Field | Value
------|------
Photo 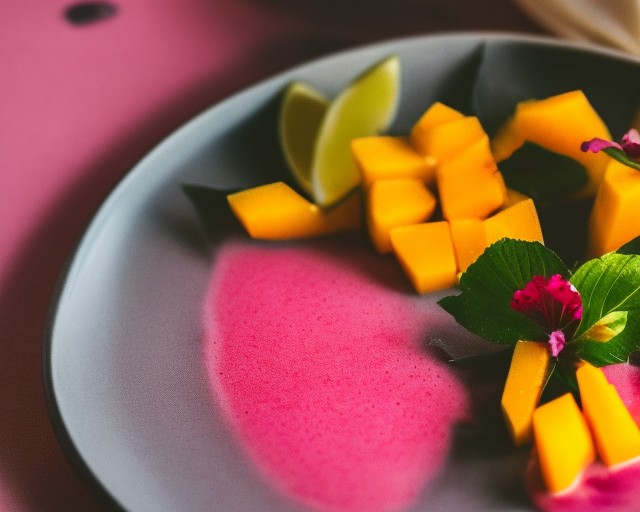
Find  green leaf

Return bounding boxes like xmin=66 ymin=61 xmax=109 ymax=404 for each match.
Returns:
xmin=499 ymin=141 xmax=588 ymax=200
xmin=603 ymin=147 xmax=640 ymax=172
xmin=570 ymin=252 xmax=640 ymax=365
xmin=572 ymin=310 xmax=627 ymax=343
xmin=438 ymin=239 xmax=570 ymax=344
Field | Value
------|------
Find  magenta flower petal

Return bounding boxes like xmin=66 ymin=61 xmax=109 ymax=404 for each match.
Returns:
xmin=624 ymin=128 xmax=640 ymax=144
xmin=621 ymin=128 xmax=640 ymax=158
xmin=511 ymin=274 xmax=582 ymax=339
xmin=548 ymin=330 xmax=566 ymax=357
xmin=581 ymin=129 xmax=640 ymax=162
xmin=580 ymin=137 xmax=622 ymax=153
xmin=573 ymin=305 xmax=583 ymax=321
xmin=545 ymin=274 xmax=582 ymax=319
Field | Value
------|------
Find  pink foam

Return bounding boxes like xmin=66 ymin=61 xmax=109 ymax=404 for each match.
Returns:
xmin=527 ymin=455 xmax=640 ymax=512
xmin=526 ymin=363 xmax=640 ymax=512
xmin=602 ymin=363 xmax=640 ymax=423
xmin=203 ymin=237 xmax=469 ymax=512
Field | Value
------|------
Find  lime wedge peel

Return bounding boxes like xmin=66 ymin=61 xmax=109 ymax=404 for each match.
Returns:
xmin=279 ymin=82 xmax=329 ymax=196
xmin=311 ymin=55 xmax=401 ymax=208
xmin=279 ymin=55 xmax=401 ymax=208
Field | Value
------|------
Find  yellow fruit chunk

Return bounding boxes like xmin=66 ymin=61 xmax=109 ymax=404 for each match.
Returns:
xmin=532 ymin=393 xmax=595 ymax=494
xmin=390 ymin=221 xmax=457 ymax=294
xmin=501 ymin=341 xmax=552 ymax=446
xmin=367 ymin=179 xmax=436 ymax=254
xmin=504 ymin=187 xmax=531 ymax=207
xmin=587 ymin=159 xmax=640 ymax=257
xmin=279 ymin=82 xmax=329 ymax=195
xmin=449 ymin=218 xmax=486 ymax=272
xmin=417 ymin=116 xmax=487 ymax=165
xmin=576 ymin=363 xmax=640 ymax=467
xmin=437 ymin=136 xmax=507 ymax=221
xmin=351 ymin=136 xmax=435 ymax=187
xmin=409 ymin=102 xmax=465 ymax=157
xmin=491 ymin=116 xmax=522 ymax=163
xmin=227 ymin=182 xmax=361 ymax=239
xmin=492 ymin=90 xmax=611 ymax=196
xmin=311 ymin=55 xmax=400 ymax=207
xmin=484 ymin=198 xmax=544 ymax=246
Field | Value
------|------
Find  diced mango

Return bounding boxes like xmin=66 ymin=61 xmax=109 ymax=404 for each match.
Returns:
xmin=484 ymin=198 xmax=544 ymax=246
xmin=504 ymin=187 xmax=531 ymax=207
xmin=587 ymin=159 xmax=640 ymax=257
xmin=351 ymin=136 xmax=435 ymax=187
xmin=409 ymin=102 xmax=465 ymax=157
xmin=501 ymin=341 xmax=552 ymax=445
xmin=492 ymin=91 xmax=611 ymax=196
xmin=576 ymin=363 xmax=640 ymax=467
xmin=390 ymin=221 xmax=457 ymax=294
xmin=437 ymin=136 xmax=507 ymax=221
xmin=492 ymin=115 xmax=524 ymax=163
xmin=366 ymin=178 xmax=437 ymax=254
xmin=417 ymin=116 xmax=487 ymax=165
xmin=227 ymin=182 xmax=361 ymax=239
xmin=449 ymin=218 xmax=486 ymax=273
xmin=447 ymin=196 xmax=542 ymax=273
xmin=532 ymin=393 xmax=595 ymax=494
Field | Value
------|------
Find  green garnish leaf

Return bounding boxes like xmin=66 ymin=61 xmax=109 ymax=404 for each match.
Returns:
xmin=499 ymin=141 xmax=588 ymax=200
xmin=569 ymin=252 xmax=640 ymax=365
xmin=572 ymin=310 xmax=628 ymax=344
xmin=603 ymin=146 xmax=640 ymax=171
xmin=437 ymin=239 xmax=569 ymax=344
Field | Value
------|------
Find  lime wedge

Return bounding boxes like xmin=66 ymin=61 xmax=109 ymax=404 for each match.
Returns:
xmin=279 ymin=82 xmax=329 ymax=196
xmin=311 ymin=55 xmax=401 ymax=208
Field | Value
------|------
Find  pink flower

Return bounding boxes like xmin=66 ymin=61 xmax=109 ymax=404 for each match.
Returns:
xmin=545 ymin=274 xmax=582 ymax=321
xmin=581 ymin=128 xmax=640 ymax=159
xmin=548 ymin=330 xmax=566 ymax=357
xmin=511 ymin=274 xmax=582 ymax=356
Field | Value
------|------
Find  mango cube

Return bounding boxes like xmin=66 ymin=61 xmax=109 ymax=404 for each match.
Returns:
xmin=504 ymin=187 xmax=531 ymax=207
xmin=449 ymin=218 xmax=486 ymax=273
xmin=532 ymin=393 xmax=595 ymax=494
xmin=437 ymin=136 xmax=507 ymax=221
xmin=576 ymin=363 xmax=640 ymax=467
xmin=417 ymin=116 xmax=487 ymax=165
xmin=366 ymin=178 xmax=436 ymax=254
xmin=484 ymin=198 xmax=544 ymax=246
xmin=409 ymin=102 xmax=465 ymax=157
xmin=492 ymin=90 xmax=611 ymax=196
xmin=390 ymin=221 xmax=457 ymax=294
xmin=351 ymin=136 xmax=435 ymax=186
xmin=491 ymin=116 xmax=522 ymax=163
xmin=501 ymin=341 xmax=552 ymax=445
xmin=587 ymin=160 xmax=640 ymax=257
xmin=227 ymin=182 xmax=361 ymax=239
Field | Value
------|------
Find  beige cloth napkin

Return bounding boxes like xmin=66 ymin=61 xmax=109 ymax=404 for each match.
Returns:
xmin=515 ymin=0 xmax=640 ymax=54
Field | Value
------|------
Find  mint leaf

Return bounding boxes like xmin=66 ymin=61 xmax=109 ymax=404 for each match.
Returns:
xmin=438 ymin=239 xmax=570 ymax=344
xmin=570 ymin=252 xmax=640 ymax=365
xmin=573 ymin=311 xmax=627 ymax=343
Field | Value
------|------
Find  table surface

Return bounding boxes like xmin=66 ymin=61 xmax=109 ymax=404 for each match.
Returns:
xmin=0 ymin=1 xmax=547 ymax=510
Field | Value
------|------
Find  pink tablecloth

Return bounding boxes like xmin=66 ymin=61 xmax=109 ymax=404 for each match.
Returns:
xmin=0 ymin=1 xmax=544 ymax=510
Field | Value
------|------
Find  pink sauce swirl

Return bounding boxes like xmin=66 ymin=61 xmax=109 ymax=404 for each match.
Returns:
xmin=203 ymin=237 xmax=469 ymax=512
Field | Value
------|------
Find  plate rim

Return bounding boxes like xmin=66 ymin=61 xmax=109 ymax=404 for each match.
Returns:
xmin=41 ymin=30 xmax=640 ymax=511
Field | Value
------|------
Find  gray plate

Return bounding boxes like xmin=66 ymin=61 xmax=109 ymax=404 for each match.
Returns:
xmin=44 ymin=33 xmax=640 ymax=511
